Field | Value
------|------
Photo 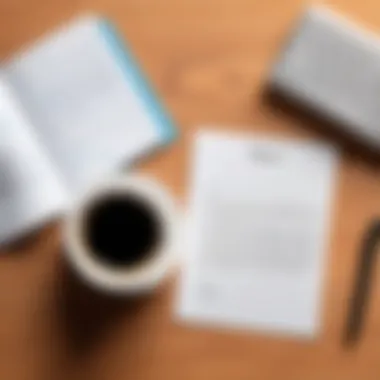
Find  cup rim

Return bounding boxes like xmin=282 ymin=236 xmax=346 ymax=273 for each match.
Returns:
xmin=64 ymin=175 xmax=178 ymax=294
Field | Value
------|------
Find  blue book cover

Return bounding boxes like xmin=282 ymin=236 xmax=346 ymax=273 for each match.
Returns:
xmin=98 ymin=18 xmax=177 ymax=145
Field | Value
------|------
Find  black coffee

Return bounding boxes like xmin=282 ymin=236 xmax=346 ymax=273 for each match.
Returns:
xmin=84 ymin=194 xmax=161 ymax=268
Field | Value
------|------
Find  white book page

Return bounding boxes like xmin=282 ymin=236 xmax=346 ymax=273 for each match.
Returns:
xmin=178 ymin=131 xmax=339 ymax=337
xmin=3 ymin=16 xmax=170 ymax=192
xmin=0 ymin=79 xmax=68 ymax=244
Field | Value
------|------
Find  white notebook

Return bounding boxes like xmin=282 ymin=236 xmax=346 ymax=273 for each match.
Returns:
xmin=0 ymin=15 xmax=176 ymax=244
xmin=178 ymin=131 xmax=338 ymax=338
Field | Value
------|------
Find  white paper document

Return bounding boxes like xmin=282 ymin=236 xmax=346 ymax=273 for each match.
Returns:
xmin=178 ymin=131 xmax=339 ymax=337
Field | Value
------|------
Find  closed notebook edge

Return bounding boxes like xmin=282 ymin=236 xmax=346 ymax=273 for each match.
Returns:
xmin=267 ymin=5 xmax=380 ymax=153
xmin=269 ymin=4 xmax=380 ymax=87
xmin=97 ymin=19 xmax=177 ymax=145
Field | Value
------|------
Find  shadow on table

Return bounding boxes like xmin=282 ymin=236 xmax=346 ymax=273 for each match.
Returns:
xmin=261 ymin=88 xmax=380 ymax=168
xmin=52 ymin=253 xmax=156 ymax=361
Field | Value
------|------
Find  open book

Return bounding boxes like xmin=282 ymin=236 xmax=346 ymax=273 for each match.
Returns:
xmin=0 ymin=16 xmax=176 ymax=244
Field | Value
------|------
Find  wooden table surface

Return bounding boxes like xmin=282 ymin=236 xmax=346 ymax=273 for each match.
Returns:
xmin=1 ymin=0 xmax=380 ymax=379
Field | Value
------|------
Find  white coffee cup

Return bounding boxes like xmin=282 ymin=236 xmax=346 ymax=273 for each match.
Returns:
xmin=63 ymin=175 xmax=178 ymax=295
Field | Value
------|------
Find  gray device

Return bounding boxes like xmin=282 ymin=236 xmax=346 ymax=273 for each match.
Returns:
xmin=270 ymin=5 xmax=380 ymax=152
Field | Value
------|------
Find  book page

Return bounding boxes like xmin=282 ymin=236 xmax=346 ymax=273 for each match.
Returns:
xmin=4 ymin=15 xmax=175 ymax=192
xmin=178 ymin=131 xmax=338 ymax=337
xmin=0 ymin=79 xmax=68 ymax=244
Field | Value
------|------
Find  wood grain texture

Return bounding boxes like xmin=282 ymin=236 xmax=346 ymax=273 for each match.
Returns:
xmin=1 ymin=0 xmax=380 ymax=379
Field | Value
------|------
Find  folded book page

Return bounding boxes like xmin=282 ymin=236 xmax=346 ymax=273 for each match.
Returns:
xmin=0 ymin=79 xmax=68 ymax=244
